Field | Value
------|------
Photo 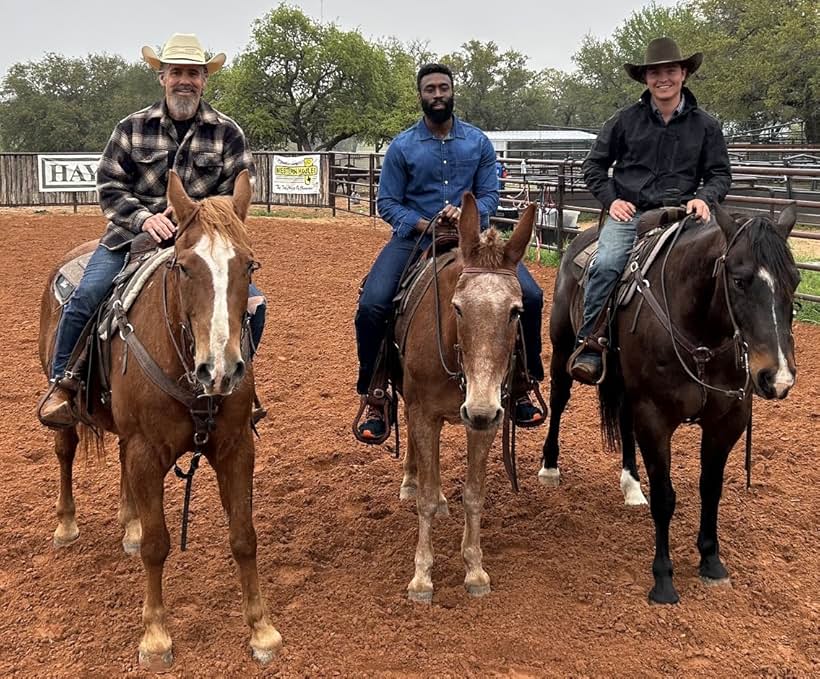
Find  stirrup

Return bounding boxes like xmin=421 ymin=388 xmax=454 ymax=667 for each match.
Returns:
xmin=567 ymin=339 xmax=608 ymax=385
xmin=352 ymin=392 xmax=392 ymax=445
xmin=37 ymin=379 xmax=77 ymax=429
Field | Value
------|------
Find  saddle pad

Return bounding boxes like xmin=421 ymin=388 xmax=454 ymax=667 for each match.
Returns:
xmin=53 ymin=252 xmax=94 ymax=306
xmin=99 ymin=248 xmax=174 ymax=340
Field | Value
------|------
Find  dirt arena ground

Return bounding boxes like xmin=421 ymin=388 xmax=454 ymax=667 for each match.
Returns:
xmin=0 ymin=208 xmax=817 ymax=678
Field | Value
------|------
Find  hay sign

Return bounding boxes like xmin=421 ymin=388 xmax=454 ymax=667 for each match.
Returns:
xmin=38 ymin=154 xmax=100 ymax=192
xmin=272 ymin=154 xmax=321 ymax=194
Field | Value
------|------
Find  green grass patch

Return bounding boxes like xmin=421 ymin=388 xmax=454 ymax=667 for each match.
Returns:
xmin=796 ymin=263 xmax=820 ymax=324
xmin=525 ymin=245 xmax=562 ymax=268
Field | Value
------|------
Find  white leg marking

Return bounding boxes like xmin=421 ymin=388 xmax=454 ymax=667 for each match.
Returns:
xmin=620 ymin=468 xmax=648 ymax=506
xmin=538 ymin=466 xmax=561 ymax=487
xmin=195 ymin=234 xmax=235 ymax=382
xmin=757 ymin=268 xmax=794 ymax=396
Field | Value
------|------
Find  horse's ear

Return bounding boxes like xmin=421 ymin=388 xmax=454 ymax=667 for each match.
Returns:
xmin=715 ymin=204 xmax=740 ymax=240
xmin=232 ymin=170 xmax=252 ymax=222
xmin=458 ymin=192 xmax=480 ymax=257
xmin=503 ymin=203 xmax=536 ymax=266
xmin=776 ymin=203 xmax=797 ymax=240
xmin=167 ymin=170 xmax=196 ymax=224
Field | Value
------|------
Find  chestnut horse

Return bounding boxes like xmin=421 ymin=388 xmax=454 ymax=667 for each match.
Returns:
xmin=541 ymin=205 xmax=799 ymax=603
xmin=399 ymin=193 xmax=535 ymax=602
xmin=38 ymin=171 xmax=281 ymax=668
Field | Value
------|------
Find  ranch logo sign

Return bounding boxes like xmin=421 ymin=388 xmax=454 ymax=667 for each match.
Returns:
xmin=272 ymin=154 xmax=321 ymax=195
xmin=37 ymin=154 xmax=101 ymax=193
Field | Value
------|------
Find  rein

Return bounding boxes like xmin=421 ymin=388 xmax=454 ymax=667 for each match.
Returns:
xmin=632 ymin=217 xmax=752 ymax=404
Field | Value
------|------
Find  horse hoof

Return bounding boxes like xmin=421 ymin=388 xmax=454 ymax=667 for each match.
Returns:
xmin=700 ymin=575 xmax=731 ymax=587
xmin=250 ymin=627 xmax=282 ymax=665
xmin=648 ymin=586 xmax=680 ymax=605
xmin=53 ymin=527 xmax=79 ymax=548
xmin=138 ymin=648 xmax=173 ymax=672
xmin=122 ymin=540 xmax=140 ymax=556
xmin=407 ymin=589 xmax=433 ymax=604
xmin=399 ymin=485 xmax=417 ymax=501
xmin=538 ymin=467 xmax=560 ymax=487
xmin=466 ymin=584 xmax=491 ymax=598
xmin=251 ymin=643 xmax=281 ymax=665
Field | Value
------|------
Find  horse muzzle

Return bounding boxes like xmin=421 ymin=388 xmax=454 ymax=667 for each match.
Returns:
xmin=460 ymin=402 xmax=503 ymax=431
xmin=752 ymin=366 xmax=795 ymax=400
xmin=195 ymin=357 xmax=246 ymax=395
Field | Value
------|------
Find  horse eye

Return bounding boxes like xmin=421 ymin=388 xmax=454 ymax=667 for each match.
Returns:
xmin=453 ymin=303 xmax=463 ymax=317
xmin=177 ymin=263 xmax=189 ymax=278
xmin=248 ymin=260 xmax=260 ymax=274
xmin=732 ymin=277 xmax=744 ymax=290
xmin=510 ymin=307 xmax=522 ymax=322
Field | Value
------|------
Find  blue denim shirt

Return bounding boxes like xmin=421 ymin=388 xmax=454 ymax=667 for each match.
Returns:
xmin=377 ymin=117 xmax=499 ymax=239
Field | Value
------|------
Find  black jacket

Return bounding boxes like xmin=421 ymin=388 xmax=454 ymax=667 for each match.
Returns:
xmin=582 ymin=88 xmax=731 ymax=211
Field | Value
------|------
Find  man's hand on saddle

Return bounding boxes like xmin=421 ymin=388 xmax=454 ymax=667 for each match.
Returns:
xmin=609 ymin=199 xmax=636 ymax=222
xmin=435 ymin=204 xmax=462 ymax=235
xmin=142 ymin=206 xmax=176 ymax=243
xmin=686 ymin=198 xmax=711 ymax=222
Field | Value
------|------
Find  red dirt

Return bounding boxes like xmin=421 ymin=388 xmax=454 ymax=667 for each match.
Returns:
xmin=0 ymin=210 xmax=817 ymax=678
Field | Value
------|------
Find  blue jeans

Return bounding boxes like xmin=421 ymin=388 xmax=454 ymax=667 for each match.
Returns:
xmin=52 ymin=244 xmax=267 ymax=378
xmin=579 ymin=212 xmax=641 ymax=339
xmin=355 ymin=234 xmax=544 ymax=394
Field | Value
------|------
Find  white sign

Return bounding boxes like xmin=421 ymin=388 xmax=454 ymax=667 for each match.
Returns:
xmin=38 ymin=154 xmax=101 ymax=192
xmin=272 ymin=154 xmax=321 ymax=194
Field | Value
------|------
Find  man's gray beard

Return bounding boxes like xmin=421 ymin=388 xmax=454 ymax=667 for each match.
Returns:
xmin=167 ymin=93 xmax=199 ymax=120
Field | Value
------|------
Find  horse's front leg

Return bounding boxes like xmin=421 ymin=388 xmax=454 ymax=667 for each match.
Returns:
xmin=462 ymin=427 xmax=496 ymax=597
xmin=697 ymin=413 xmax=745 ymax=585
xmin=633 ymin=408 xmax=679 ymax=604
xmin=125 ymin=438 xmax=174 ymax=670
xmin=52 ymin=427 xmax=80 ymax=547
xmin=212 ymin=440 xmax=281 ymax=664
xmin=118 ymin=439 xmax=142 ymax=555
xmin=406 ymin=407 xmax=443 ymax=603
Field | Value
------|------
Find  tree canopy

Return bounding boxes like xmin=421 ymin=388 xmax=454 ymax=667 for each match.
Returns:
xmin=0 ymin=0 xmax=816 ymax=150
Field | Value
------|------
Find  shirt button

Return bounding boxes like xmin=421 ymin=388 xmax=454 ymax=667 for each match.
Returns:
xmin=444 ymin=180 xmax=448 ymax=184
xmin=445 ymin=200 xmax=450 ymax=204
xmin=443 ymin=160 xmax=447 ymax=164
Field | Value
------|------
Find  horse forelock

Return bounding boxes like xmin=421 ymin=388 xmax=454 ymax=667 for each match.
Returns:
xmin=744 ymin=216 xmax=800 ymax=294
xmin=466 ymin=228 xmax=505 ymax=269
xmin=194 ymin=197 xmax=253 ymax=256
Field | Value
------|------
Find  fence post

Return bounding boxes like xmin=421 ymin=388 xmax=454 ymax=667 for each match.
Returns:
xmin=329 ymin=152 xmax=336 ymax=217
xmin=556 ymin=165 xmax=566 ymax=258
xmin=368 ymin=154 xmax=376 ymax=218
xmin=266 ymin=154 xmax=272 ymax=213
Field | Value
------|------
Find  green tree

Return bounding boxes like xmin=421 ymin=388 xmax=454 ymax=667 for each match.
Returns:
xmin=211 ymin=4 xmax=415 ymax=151
xmin=0 ymin=53 xmax=159 ymax=152
xmin=441 ymin=40 xmax=555 ymax=130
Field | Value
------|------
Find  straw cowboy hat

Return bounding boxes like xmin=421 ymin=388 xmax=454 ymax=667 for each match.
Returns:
xmin=141 ymin=33 xmax=226 ymax=75
xmin=624 ymin=37 xmax=703 ymax=83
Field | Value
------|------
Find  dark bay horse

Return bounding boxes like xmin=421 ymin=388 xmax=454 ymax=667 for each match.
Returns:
xmin=541 ymin=205 xmax=799 ymax=603
xmin=399 ymin=193 xmax=535 ymax=602
xmin=38 ymin=171 xmax=281 ymax=668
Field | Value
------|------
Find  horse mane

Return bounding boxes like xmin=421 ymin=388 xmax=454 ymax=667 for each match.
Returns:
xmin=742 ymin=215 xmax=800 ymax=293
xmin=469 ymin=228 xmax=506 ymax=268
xmin=195 ymin=196 xmax=254 ymax=254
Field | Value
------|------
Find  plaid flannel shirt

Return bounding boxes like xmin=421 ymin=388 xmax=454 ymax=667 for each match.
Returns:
xmin=97 ymin=99 xmax=255 ymax=249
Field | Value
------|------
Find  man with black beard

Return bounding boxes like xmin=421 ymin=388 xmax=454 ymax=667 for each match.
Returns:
xmin=38 ymin=33 xmax=266 ymax=428
xmin=353 ymin=63 xmax=545 ymax=442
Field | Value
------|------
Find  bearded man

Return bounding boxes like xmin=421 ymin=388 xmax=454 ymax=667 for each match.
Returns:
xmin=38 ymin=33 xmax=265 ymax=428
xmin=353 ymin=63 xmax=546 ymax=442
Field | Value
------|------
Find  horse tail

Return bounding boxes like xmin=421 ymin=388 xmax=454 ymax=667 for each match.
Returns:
xmin=597 ymin=351 xmax=623 ymax=454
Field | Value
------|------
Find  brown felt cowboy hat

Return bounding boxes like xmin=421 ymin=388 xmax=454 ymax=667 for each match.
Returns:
xmin=141 ymin=33 xmax=226 ymax=75
xmin=624 ymin=37 xmax=703 ymax=83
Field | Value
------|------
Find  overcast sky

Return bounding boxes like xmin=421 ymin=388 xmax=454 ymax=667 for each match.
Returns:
xmin=2 ymin=0 xmax=676 ymax=79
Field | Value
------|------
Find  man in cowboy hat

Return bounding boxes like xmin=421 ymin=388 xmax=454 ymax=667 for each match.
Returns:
xmin=569 ymin=37 xmax=731 ymax=384
xmin=38 ymin=33 xmax=266 ymax=427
